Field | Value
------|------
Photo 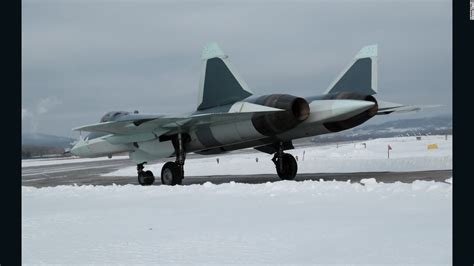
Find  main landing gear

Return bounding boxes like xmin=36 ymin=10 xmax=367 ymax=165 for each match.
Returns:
xmin=272 ymin=142 xmax=298 ymax=180
xmin=161 ymin=133 xmax=186 ymax=185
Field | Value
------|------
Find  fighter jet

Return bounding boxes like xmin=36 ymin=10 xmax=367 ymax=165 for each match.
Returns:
xmin=71 ymin=43 xmax=420 ymax=186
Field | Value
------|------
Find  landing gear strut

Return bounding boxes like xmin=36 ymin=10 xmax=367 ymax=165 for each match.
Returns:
xmin=161 ymin=133 xmax=186 ymax=186
xmin=272 ymin=142 xmax=298 ymax=180
xmin=137 ymin=163 xmax=155 ymax=186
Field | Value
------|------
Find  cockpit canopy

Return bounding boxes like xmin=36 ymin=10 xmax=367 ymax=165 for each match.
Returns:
xmin=100 ymin=111 xmax=130 ymax=122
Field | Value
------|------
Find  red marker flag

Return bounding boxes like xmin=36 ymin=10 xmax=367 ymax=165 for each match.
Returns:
xmin=388 ymin=144 xmax=392 ymax=150
xmin=387 ymin=144 xmax=392 ymax=159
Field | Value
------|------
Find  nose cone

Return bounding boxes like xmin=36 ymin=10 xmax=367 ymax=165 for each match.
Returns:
xmin=331 ymin=99 xmax=376 ymax=118
xmin=70 ymin=140 xmax=88 ymax=157
xmin=70 ymin=144 xmax=81 ymax=156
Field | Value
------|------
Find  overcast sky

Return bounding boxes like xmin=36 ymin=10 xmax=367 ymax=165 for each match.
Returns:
xmin=22 ymin=0 xmax=452 ymax=137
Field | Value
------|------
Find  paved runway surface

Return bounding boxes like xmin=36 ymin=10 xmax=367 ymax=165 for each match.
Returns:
xmin=22 ymin=157 xmax=452 ymax=187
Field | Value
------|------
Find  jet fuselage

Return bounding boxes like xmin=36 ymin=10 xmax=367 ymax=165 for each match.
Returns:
xmin=71 ymin=92 xmax=377 ymax=162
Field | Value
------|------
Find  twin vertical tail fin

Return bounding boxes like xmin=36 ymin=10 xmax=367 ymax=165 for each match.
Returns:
xmin=196 ymin=43 xmax=253 ymax=111
xmin=324 ymin=45 xmax=378 ymax=96
xmin=196 ymin=43 xmax=377 ymax=110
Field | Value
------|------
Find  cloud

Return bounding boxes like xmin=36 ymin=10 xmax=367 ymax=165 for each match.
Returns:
xmin=36 ymin=96 xmax=62 ymax=115
xmin=21 ymin=0 xmax=452 ymax=136
xmin=22 ymin=97 xmax=62 ymax=133
xmin=22 ymin=108 xmax=32 ymax=120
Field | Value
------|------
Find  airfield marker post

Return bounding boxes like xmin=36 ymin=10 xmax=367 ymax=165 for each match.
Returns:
xmin=387 ymin=144 xmax=392 ymax=159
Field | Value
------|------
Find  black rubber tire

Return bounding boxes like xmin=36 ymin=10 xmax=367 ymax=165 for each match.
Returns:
xmin=161 ymin=162 xmax=183 ymax=186
xmin=144 ymin=170 xmax=155 ymax=185
xmin=138 ymin=172 xmax=146 ymax=185
xmin=276 ymin=153 xmax=298 ymax=180
xmin=138 ymin=170 xmax=155 ymax=186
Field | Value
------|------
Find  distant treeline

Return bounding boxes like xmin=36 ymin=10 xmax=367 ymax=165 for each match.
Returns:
xmin=22 ymin=145 xmax=66 ymax=159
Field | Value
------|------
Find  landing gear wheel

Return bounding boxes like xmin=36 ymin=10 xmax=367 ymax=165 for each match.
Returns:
xmin=275 ymin=153 xmax=298 ymax=180
xmin=161 ymin=162 xmax=183 ymax=186
xmin=138 ymin=170 xmax=155 ymax=186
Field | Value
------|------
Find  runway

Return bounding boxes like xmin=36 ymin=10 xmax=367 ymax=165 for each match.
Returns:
xmin=22 ymin=157 xmax=452 ymax=187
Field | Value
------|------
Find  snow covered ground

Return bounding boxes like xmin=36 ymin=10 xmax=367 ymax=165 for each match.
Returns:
xmin=104 ymin=135 xmax=452 ymax=177
xmin=23 ymin=178 xmax=452 ymax=264
xmin=22 ymin=136 xmax=452 ymax=264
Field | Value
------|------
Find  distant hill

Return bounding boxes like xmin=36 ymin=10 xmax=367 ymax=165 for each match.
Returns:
xmin=22 ymin=133 xmax=74 ymax=149
xmin=311 ymin=114 xmax=452 ymax=143
xmin=22 ymin=133 xmax=75 ymax=159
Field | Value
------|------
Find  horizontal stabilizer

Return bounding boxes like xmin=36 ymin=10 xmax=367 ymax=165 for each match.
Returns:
xmin=376 ymin=100 xmax=439 ymax=115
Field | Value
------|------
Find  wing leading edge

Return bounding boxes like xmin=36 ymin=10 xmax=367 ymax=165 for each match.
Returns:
xmin=73 ymin=103 xmax=283 ymax=142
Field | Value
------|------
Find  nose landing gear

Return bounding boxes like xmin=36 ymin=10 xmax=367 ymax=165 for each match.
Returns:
xmin=137 ymin=163 xmax=155 ymax=186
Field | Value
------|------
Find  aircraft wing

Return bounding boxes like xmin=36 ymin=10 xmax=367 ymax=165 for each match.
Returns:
xmin=73 ymin=103 xmax=283 ymax=143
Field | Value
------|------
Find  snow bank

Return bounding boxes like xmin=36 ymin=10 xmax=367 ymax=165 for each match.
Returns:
xmin=104 ymin=135 xmax=452 ymax=177
xmin=23 ymin=179 xmax=452 ymax=264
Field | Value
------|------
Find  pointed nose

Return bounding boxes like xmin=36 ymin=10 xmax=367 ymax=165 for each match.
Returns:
xmin=331 ymin=99 xmax=376 ymax=117
xmin=70 ymin=142 xmax=86 ymax=157
xmin=70 ymin=144 xmax=80 ymax=156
